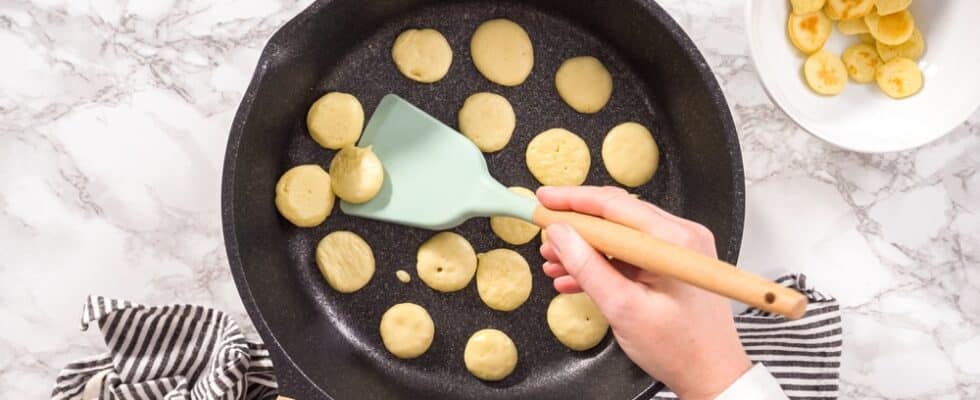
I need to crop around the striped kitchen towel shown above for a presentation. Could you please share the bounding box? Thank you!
[51,297,277,400]
[655,274,841,400]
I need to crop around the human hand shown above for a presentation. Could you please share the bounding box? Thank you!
[537,186,751,400]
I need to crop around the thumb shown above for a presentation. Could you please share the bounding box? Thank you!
[546,224,640,315]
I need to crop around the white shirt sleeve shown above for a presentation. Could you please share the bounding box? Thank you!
[713,363,789,400]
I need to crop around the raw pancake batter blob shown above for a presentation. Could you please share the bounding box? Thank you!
[476,249,532,311]
[396,270,411,283]
[546,293,609,351]
[379,303,435,359]
[416,232,477,292]
[490,187,540,245]
[555,56,613,113]
[316,231,375,293]
[392,28,453,83]
[329,146,384,204]
[306,92,364,150]
[274,164,334,227]
[464,329,518,381]
[470,19,534,86]
[525,128,591,186]
[458,92,516,152]
[601,122,659,187]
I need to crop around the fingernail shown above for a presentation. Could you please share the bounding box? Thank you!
[546,224,569,254]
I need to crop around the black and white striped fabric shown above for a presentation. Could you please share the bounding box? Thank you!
[51,297,277,400]
[54,274,838,400]
[655,274,841,399]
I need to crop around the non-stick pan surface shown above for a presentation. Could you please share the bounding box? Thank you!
[223,1,744,399]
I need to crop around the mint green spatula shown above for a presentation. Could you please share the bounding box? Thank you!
[341,94,807,319]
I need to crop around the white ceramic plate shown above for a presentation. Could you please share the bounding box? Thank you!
[746,0,980,153]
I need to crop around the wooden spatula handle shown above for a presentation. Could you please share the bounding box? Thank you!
[533,207,807,319]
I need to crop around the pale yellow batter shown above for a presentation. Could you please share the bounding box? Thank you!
[396,269,411,283]
[274,164,334,228]
[392,28,453,83]
[316,231,375,293]
[306,92,364,150]
[476,249,532,312]
[458,92,516,152]
[329,146,384,204]
[470,19,534,86]
[601,122,659,187]
[546,293,609,351]
[525,128,591,186]
[490,187,540,245]
[463,329,518,381]
[555,56,613,114]
[379,303,435,359]
[416,232,477,292]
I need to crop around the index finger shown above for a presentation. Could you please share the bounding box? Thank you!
[536,186,630,217]
[537,185,717,257]
[535,186,667,230]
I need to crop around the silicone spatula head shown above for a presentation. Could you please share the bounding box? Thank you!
[340,94,537,230]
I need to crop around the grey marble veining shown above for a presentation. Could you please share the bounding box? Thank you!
[0,0,977,398]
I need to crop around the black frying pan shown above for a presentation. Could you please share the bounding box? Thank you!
[222,0,744,398]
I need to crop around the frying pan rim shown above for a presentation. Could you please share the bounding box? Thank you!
[221,1,334,397]
[221,0,745,398]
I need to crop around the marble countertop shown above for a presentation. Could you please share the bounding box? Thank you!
[1,0,977,398]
